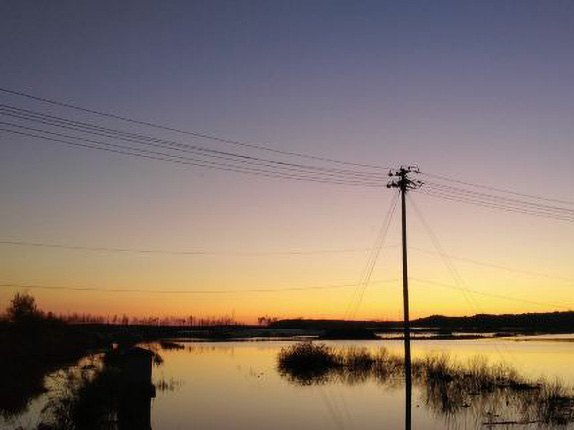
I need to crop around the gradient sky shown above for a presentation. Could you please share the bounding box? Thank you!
[1,0,573,323]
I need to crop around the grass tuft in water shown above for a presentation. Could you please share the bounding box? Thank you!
[278,342,574,427]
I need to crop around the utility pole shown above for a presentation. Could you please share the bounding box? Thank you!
[387,165,422,430]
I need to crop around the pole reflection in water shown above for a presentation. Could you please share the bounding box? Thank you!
[404,328,412,430]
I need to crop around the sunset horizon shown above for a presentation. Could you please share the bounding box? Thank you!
[1,2,573,429]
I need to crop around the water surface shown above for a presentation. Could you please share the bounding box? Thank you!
[150,338,574,430]
[3,337,574,429]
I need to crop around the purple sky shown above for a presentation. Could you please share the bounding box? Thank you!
[1,1,573,321]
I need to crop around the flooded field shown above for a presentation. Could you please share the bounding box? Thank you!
[3,336,574,430]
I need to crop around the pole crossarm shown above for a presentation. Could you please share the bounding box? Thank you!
[387,165,423,192]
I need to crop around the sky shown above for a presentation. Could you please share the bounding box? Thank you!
[0,0,573,323]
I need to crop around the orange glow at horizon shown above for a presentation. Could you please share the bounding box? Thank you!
[2,193,573,326]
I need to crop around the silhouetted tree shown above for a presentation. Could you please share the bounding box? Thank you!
[6,292,42,324]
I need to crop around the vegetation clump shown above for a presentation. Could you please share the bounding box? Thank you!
[278,342,339,383]
[6,292,43,324]
[158,340,185,350]
[278,342,574,427]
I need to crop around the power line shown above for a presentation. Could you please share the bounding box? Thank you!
[0,279,399,295]
[410,277,572,311]
[3,239,572,283]
[0,87,389,171]
[423,181,574,216]
[420,188,574,221]
[345,192,399,320]
[0,105,388,182]
[408,195,483,319]
[0,127,383,187]
[409,247,574,284]
[2,88,571,209]
[420,188,574,222]
[0,239,398,256]
[421,171,574,206]
[0,121,383,185]
[416,188,574,222]
[409,195,520,365]
[416,172,574,222]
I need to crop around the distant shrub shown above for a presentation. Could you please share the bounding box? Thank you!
[6,292,43,324]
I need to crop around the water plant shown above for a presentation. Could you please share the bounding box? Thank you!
[277,342,574,427]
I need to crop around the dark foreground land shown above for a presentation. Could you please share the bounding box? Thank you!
[0,318,108,421]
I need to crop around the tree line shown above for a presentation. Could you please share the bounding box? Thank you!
[1,292,283,327]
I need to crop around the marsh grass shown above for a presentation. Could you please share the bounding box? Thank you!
[277,342,338,384]
[278,342,574,427]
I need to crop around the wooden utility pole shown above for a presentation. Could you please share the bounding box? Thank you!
[387,166,422,430]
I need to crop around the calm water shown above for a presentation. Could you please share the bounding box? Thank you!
[3,337,574,429]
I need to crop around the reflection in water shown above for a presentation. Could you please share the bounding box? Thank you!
[278,343,574,428]
[6,340,574,429]
[0,357,52,420]
[31,348,160,430]
[40,358,122,429]
[0,321,102,422]
[154,378,183,393]
[404,327,412,430]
